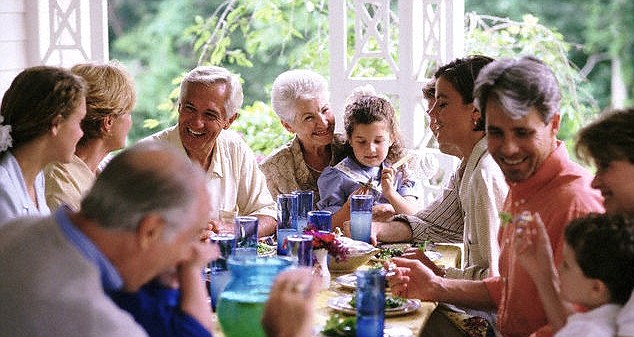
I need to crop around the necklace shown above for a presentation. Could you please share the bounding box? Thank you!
[305,162,323,173]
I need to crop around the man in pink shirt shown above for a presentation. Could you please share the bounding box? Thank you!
[388,57,604,337]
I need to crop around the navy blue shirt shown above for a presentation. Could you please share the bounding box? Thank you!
[109,280,212,337]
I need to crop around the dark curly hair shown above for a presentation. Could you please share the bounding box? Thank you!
[343,94,404,165]
[564,213,634,305]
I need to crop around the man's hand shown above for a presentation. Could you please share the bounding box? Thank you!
[402,247,445,277]
[387,257,440,301]
[262,268,319,337]
[208,218,235,235]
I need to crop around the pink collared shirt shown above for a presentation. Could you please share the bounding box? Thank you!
[484,141,604,337]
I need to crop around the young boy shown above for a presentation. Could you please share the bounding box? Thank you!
[514,212,634,337]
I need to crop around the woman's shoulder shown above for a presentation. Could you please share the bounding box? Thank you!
[260,138,297,170]
[330,133,350,164]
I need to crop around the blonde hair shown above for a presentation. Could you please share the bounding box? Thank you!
[71,61,136,146]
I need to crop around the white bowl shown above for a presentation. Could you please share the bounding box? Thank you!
[328,237,379,273]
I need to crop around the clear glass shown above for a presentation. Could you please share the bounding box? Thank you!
[293,190,314,231]
[234,216,258,257]
[286,234,313,266]
[350,195,373,243]
[208,233,236,311]
[307,210,332,232]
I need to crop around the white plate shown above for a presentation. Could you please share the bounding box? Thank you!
[334,273,392,291]
[334,273,358,290]
[327,294,420,317]
[424,250,442,262]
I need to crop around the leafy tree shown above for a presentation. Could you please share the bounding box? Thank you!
[468,0,633,108]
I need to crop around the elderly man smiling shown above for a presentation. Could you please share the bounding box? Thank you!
[145,66,276,236]
[386,57,604,337]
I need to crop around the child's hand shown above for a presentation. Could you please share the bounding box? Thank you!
[352,184,371,196]
[381,167,397,197]
[513,213,556,280]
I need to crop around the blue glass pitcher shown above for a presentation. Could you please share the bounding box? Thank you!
[216,256,292,337]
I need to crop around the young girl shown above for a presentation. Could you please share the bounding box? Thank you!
[317,87,420,232]
[0,66,86,226]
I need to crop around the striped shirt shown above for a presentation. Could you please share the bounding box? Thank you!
[393,170,464,243]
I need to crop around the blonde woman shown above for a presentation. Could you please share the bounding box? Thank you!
[45,61,136,211]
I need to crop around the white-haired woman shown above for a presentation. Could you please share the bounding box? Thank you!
[260,69,347,208]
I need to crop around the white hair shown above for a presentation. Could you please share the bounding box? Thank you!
[181,66,244,119]
[271,69,329,123]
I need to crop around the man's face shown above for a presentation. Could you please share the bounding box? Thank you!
[160,187,211,272]
[178,82,236,156]
[486,98,559,183]
[591,159,634,214]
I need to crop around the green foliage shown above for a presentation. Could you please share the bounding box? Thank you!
[230,101,293,157]
[584,0,634,105]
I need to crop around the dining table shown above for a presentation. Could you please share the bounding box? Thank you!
[209,243,462,337]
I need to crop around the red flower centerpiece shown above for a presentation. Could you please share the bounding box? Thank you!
[303,225,349,262]
[303,225,349,289]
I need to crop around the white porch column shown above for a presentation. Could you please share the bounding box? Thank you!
[29,0,108,66]
[328,0,464,149]
[1,0,108,97]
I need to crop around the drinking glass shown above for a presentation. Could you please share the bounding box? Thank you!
[355,269,386,337]
[276,194,298,255]
[307,210,332,232]
[233,216,258,257]
[293,190,314,231]
[350,195,373,243]
[285,234,314,266]
[208,233,235,311]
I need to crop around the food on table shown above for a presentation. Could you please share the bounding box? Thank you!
[348,295,407,309]
[321,313,356,337]
[256,242,276,256]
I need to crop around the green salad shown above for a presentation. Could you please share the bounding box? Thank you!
[256,242,276,256]
[348,295,406,309]
[321,313,356,337]
[374,247,404,260]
